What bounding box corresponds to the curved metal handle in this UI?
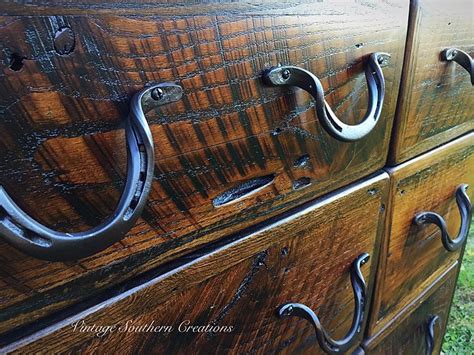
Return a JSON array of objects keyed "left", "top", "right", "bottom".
[
  {"left": 262, "top": 52, "right": 390, "bottom": 142},
  {"left": 441, "top": 48, "right": 474, "bottom": 85},
  {"left": 278, "top": 253, "right": 370, "bottom": 354},
  {"left": 414, "top": 184, "right": 472, "bottom": 252},
  {"left": 425, "top": 315, "right": 439, "bottom": 355},
  {"left": 0, "top": 83, "right": 183, "bottom": 261}
]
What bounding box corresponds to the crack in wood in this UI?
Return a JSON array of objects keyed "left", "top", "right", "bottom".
[{"left": 207, "top": 250, "right": 269, "bottom": 338}]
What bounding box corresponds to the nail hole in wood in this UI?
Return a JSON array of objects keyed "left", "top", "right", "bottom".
[
  {"left": 54, "top": 26, "right": 75, "bottom": 55},
  {"left": 272, "top": 127, "right": 283, "bottom": 136},
  {"left": 293, "top": 154, "right": 311, "bottom": 168},
  {"left": 292, "top": 177, "right": 311, "bottom": 190},
  {"left": 9, "top": 53, "right": 26, "bottom": 71},
  {"left": 212, "top": 174, "right": 275, "bottom": 208}
]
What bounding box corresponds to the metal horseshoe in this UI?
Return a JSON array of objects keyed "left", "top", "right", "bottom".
[
  {"left": 0, "top": 83, "right": 182, "bottom": 261},
  {"left": 262, "top": 52, "right": 390, "bottom": 142}
]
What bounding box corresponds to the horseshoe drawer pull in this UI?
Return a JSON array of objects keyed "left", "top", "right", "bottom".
[
  {"left": 425, "top": 315, "right": 439, "bottom": 355},
  {"left": 262, "top": 52, "right": 390, "bottom": 142},
  {"left": 441, "top": 48, "right": 474, "bottom": 85},
  {"left": 278, "top": 253, "right": 369, "bottom": 354},
  {"left": 0, "top": 83, "right": 183, "bottom": 261},
  {"left": 414, "top": 184, "right": 471, "bottom": 252}
]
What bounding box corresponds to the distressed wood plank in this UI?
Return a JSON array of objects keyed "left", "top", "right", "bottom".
[
  {"left": 390, "top": 0, "right": 474, "bottom": 164},
  {"left": 0, "top": 0, "right": 408, "bottom": 334},
  {"left": 1, "top": 173, "right": 389, "bottom": 353},
  {"left": 368, "top": 133, "right": 474, "bottom": 336},
  {"left": 364, "top": 264, "right": 458, "bottom": 354}
]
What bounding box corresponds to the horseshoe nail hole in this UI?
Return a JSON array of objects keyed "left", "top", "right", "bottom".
[
  {"left": 129, "top": 197, "right": 139, "bottom": 211},
  {"left": 125, "top": 193, "right": 142, "bottom": 220},
  {"left": 436, "top": 83, "right": 442, "bottom": 88},
  {"left": 29, "top": 235, "right": 53, "bottom": 248},
  {"left": 1, "top": 215, "right": 52, "bottom": 247},
  {"left": 213, "top": 174, "right": 275, "bottom": 208},
  {"left": 281, "top": 247, "right": 289, "bottom": 256},
  {"left": 381, "top": 203, "right": 386, "bottom": 212},
  {"left": 292, "top": 177, "right": 311, "bottom": 190},
  {"left": 9, "top": 53, "right": 26, "bottom": 71},
  {"left": 355, "top": 43, "right": 364, "bottom": 48},
  {"left": 293, "top": 154, "right": 311, "bottom": 168},
  {"left": 400, "top": 189, "right": 405, "bottom": 195}
]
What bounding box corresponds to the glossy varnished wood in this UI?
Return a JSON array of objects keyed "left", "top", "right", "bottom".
[
  {"left": 1, "top": 173, "right": 389, "bottom": 353},
  {"left": 390, "top": 0, "right": 474, "bottom": 164},
  {"left": 364, "top": 264, "right": 458, "bottom": 355},
  {"left": 0, "top": 1, "right": 409, "bottom": 333},
  {"left": 368, "top": 133, "right": 474, "bottom": 336}
]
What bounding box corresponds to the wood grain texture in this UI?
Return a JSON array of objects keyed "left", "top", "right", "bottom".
[
  {"left": 364, "top": 263, "right": 458, "bottom": 355},
  {"left": 390, "top": 0, "right": 474, "bottom": 164},
  {"left": 1, "top": 173, "right": 389, "bottom": 353},
  {"left": 0, "top": 1, "right": 409, "bottom": 334},
  {"left": 368, "top": 133, "right": 474, "bottom": 336}
]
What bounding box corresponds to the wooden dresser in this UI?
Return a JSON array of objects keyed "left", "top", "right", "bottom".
[{"left": 0, "top": 0, "right": 472, "bottom": 354}]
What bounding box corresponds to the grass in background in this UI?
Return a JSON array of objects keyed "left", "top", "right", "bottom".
[{"left": 442, "top": 218, "right": 473, "bottom": 354}]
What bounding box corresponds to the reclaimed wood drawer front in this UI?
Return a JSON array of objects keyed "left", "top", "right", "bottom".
[
  {"left": 368, "top": 133, "right": 473, "bottom": 335},
  {"left": 364, "top": 263, "right": 458, "bottom": 355},
  {"left": 0, "top": 1, "right": 409, "bottom": 333},
  {"left": 0, "top": 174, "right": 389, "bottom": 353},
  {"left": 390, "top": 0, "right": 474, "bottom": 164}
]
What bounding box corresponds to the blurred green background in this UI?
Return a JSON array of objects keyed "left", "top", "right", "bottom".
[{"left": 442, "top": 218, "right": 473, "bottom": 354}]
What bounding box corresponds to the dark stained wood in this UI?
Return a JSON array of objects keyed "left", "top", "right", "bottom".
[
  {"left": 390, "top": 0, "right": 474, "bottom": 164},
  {"left": 0, "top": 1, "right": 409, "bottom": 333},
  {"left": 0, "top": 173, "right": 389, "bottom": 353},
  {"left": 364, "top": 263, "right": 458, "bottom": 355},
  {"left": 367, "top": 133, "right": 474, "bottom": 336}
]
